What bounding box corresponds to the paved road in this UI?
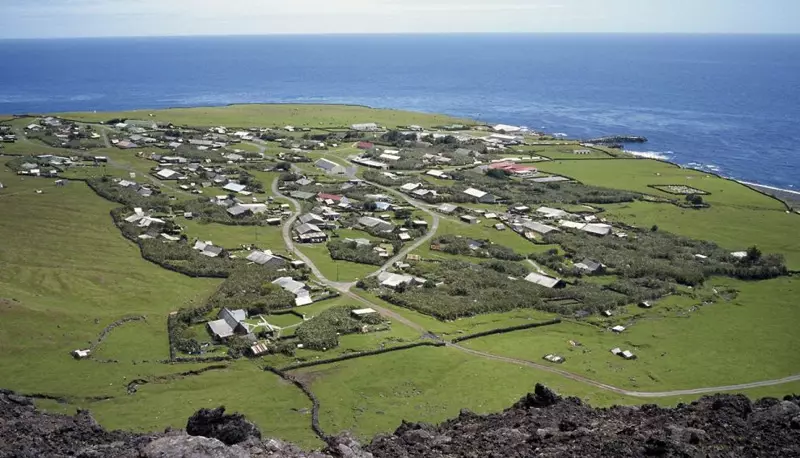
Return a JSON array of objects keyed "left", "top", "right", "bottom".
[{"left": 273, "top": 158, "right": 800, "bottom": 398}]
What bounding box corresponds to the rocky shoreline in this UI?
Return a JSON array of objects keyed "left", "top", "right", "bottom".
[{"left": 2, "top": 384, "right": 799, "bottom": 457}]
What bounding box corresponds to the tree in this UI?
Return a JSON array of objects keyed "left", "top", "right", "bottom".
[
  {"left": 651, "top": 225, "right": 659, "bottom": 232},
  {"left": 394, "top": 208, "right": 412, "bottom": 219},
  {"left": 686, "top": 194, "right": 704, "bottom": 206},
  {"left": 746, "top": 245, "right": 762, "bottom": 263},
  {"left": 487, "top": 169, "right": 510, "bottom": 180},
  {"left": 274, "top": 162, "right": 291, "bottom": 171}
]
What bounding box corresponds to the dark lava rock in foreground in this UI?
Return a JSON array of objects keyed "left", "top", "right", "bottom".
[{"left": 2, "top": 384, "right": 799, "bottom": 457}]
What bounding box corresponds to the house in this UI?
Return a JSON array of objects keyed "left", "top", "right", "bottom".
[
  {"left": 316, "top": 193, "right": 345, "bottom": 204},
  {"left": 222, "top": 182, "right": 247, "bottom": 194},
  {"left": 411, "top": 220, "right": 428, "bottom": 228},
  {"left": 207, "top": 308, "right": 250, "bottom": 340},
  {"left": 639, "top": 301, "right": 653, "bottom": 309},
  {"left": 731, "top": 251, "right": 748, "bottom": 259},
  {"left": 602, "top": 310, "right": 613, "bottom": 317},
  {"left": 537, "top": 206, "right": 570, "bottom": 219},
  {"left": 227, "top": 203, "right": 268, "bottom": 217},
  {"left": 351, "top": 123, "right": 380, "bottom": 132},
  {"left": 296, "top": 177, "right": 314, "bottom": 186},
  {"left": 610, "top": 347, "right": 622, "bottom": 356},
  {"left": 520, "top": 221, "right": 559, "bottom": 236},
  {"left": 523, "top": 272, "right": 565, "bottom": 289},
  {"left": 358, "top": 216, "right": 394, "bottom": 233},
  {"left": 573, "top": 149, "right": 592, "bottom": 155},
  {"left": 426, "top": 170, "right": 449, "bottom": 179},
  {"left": 194, "top": 241, "right": 224, "bottom": 258},
  {"left": 356, "top": 141, "right": 375, "bottom": 150},
  {"left": 412, "top": 189, "right": 437, "bottom": 198},
  {"left": 463, "top": 187, "right": 496, "bottom": 204},
  {"left": 272, "top": 277, "right": 311, "bottom": 305},
  {"left": 460, "top": 215, "right": 479, "bottom": 224},
  {"left": 351, "top": 308, "right": 377, "bottom": 318},
  {"left": 582, "top": 223, "right": 612, "bottom": 237},
  {"left": 531, "top": 175, "right": 570, "bottom": 183},
  {"left": 294, "top": 223, "right": 327, "bottom": 243},
  {"left": 437, "top": 203, "right": 458, "bottom": 214},
  {"left": 155, "top": 169, "right": 180, "bottom": 180},
  {"left": 377, "top": 272, "right": 415, "bottom": 290},
  {"left": 494, "top": 223, "right": 506, "bottom": 231},
  {"left": 400, "top": 182, "right": 422, "bottom": 193},
  {"left": 611, "top": 325, "right": 626, "bottom": 333},
  {"left": 574, "top": 259, "right": 603, "bottom": 274},
  {"left": 379, "top": 153, "right": 401, "bottom": 162},
  {"left": 116, "top": 140, "right": 138, "bottom": 149},
  {"left": 289, "top": 191, "right": 316, "bottom": 201},
  {"left": 315, "top": 158, "right": 346, "bottom": 174},
  {"left": 398, "top": 232, "right": 412, "bottom": 241},
  {"left": 488, "top": 161, "right": 538, "bottom": 177},
  {"left": 299, "top": 213, "right": 326, "bottom": 226},
  {"left": 350, "top": 156, "right": 388, "bottom": 169}
]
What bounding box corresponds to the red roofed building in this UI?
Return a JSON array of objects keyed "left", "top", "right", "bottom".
[
  {"left": 488, "top": 161, "right": 537, "bottom": 177},
  {"left": 357, "top": 141, "right": 374, "bottom": 150},
  {"left": 317, "top": 193, "right": 343, "bottom": 202}
]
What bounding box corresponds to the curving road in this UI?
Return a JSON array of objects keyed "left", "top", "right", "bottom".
[{"left": 272, "top": 159, "right": 800, "bottom": 398}]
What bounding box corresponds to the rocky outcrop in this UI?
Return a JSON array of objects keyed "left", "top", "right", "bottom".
[
  {"left": 2, "top": 384, "right": 799, "bottom": 457},
  {"left": 365, "top": 383, "right": 800, "bottom": 457}
]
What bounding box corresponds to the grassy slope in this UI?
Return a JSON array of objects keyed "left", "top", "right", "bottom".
[
  {"left": 54, "top": 104, "right": 472, "bottom": 129},
  {"left": 535, "top": 158, "right": 800, "bottom": 268},
  {"left": 0, "top": 167, "right": 223, "bottom": 399},
  {"left": 462, "top": 276, "right": 799, "bottom": 390},
  {"left": 295, "top": 243, "right": 377, "bottom": 282}
]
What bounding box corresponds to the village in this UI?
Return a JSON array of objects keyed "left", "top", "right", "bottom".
[{"left": 1, "top": 105, "right": 793, "bottom": 425}]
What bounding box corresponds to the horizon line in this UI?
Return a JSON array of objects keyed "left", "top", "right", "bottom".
[{"left": 2, "top": 31, "right": 799, "bottom": 41}]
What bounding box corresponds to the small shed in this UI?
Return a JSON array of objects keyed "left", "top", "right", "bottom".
[
  {"left": 611, "top": 325, "right": 626, "bottom": 333},
  {"left": 351, "top": 308, "right": 377, "bottom": 318},
  {"left": 71, "top": 349, "right": 91, "bottom": 359}
]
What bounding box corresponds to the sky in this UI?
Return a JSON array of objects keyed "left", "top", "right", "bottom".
[{"left": 1, "top": 0, "right": 799, "bottom": 39}]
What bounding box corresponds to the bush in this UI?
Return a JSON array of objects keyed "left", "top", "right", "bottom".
[
  {"left": 327, "top": 240, "right": 384, "bottom": 266},
  {"left": 295, "top": 306, "right": 387, "bottom": 351}
]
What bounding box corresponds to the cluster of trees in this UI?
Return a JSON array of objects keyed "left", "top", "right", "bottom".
[
  {"left": 88, "top": 177, "right": 172, "bottom": 211},
  {"left": 138, "top": 238, "right": 233, "bottom": 277},
  {"left": 207, "top": 265, "right": 295, "bottom": 315},
  {"left": 543, "top": 228, "right": 787, "bottom": 285},
  {"left": 327, "top": 240, "right": 384, "bottom": 266},
  {"left": 379, "top": 260, "right": 550, "bottom": 320},
  {"left": 294, "top": 306, "right": 387, "bottom": 351},
  {"left": 179, "top": 199, "right": 267, "bottom": 225},
  {"left": 432, "top": 234, "right": 525, "bottom": 261}
]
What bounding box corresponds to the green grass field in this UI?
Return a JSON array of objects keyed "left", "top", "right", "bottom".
[
  {"left": 54, "top": 104, "right": 473, "bottom": 130},
  {"left": 463, "top": 276, "right": 800, "bottom": 391},
  {"left": 295, "top": 243, "right": 377, "bottom": 282}
]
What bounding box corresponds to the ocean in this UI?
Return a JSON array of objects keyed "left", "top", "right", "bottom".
[{"left": 0, "top": 34, "right": 798, "bottom": 189}]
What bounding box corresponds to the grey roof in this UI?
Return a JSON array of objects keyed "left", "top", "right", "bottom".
[
  {"left": 295, "top": 222, "right": 322, "bottom": 235},
  {"left": 227, "top": 205, "right": 250, "bottom": 216},
  {"left": 358, "top": 216, "right": 393, "bottom": 230},
  {"left": 272, "top": 277, "right": 307, "bottom": 295},
  {"left": 290, "top": 191, "right": 315, "bottom": 201},
  {"left": 299, "top": 213, "right": 325, "bottom": 225},
  {"left": 246, "top": 250, "right": 286, "bottom": 266},
  {"left": 437, "top": 203, "right": 458, "bottom": 213},
  {"left": 296, "top": 178, "right": 314, "bottom": 186},
  {"left": 522, "top": 221, "right": 558, "bottom": 234},
  {"left": 575, "top": 259, "right": 602, "bottom": 272},
  {"left": 207, "top": 320, "right": 234, "bottom": 339},
  {"left": 524, "top": 272, "right": 562, "bottom": 289},
  {"left": 315, "top": 158, "right": 342, "bottom": 171}
]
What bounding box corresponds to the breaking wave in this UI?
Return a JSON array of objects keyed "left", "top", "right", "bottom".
[{"left": 625, "top": 150, "right": 673, "bottom": 160}]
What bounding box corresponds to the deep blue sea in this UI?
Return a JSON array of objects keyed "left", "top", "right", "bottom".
[{"left": 0, "top": 34, "right": 798, "bottom": 189}]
